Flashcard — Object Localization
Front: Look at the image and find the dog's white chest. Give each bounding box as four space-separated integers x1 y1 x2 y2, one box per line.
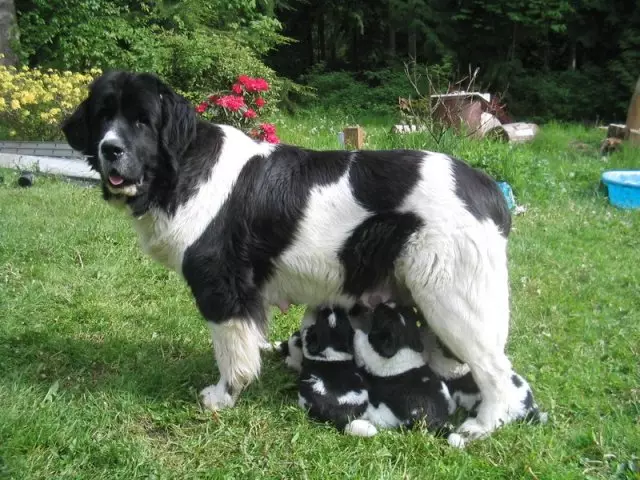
133 211 186 272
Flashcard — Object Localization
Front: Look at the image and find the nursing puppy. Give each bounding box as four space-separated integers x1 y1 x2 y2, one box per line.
351 302 463 446
62 70 521 443
295 306 372 435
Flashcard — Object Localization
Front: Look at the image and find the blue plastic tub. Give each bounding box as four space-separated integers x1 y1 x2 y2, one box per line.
601 170 640 209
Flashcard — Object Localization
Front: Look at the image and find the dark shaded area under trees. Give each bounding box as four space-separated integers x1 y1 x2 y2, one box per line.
7 0 640 122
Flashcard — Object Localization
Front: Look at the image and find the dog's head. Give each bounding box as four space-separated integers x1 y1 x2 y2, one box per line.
354 302 426 377
61 71 197 208
301 306 355 362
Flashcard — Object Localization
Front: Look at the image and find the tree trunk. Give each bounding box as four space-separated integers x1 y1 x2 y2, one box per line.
307 13 315 66
389 27 396 58
0 0 19 66
508 23 518 61
352 29 359 67
569 41 577 70
318 12 325 62
626 75 640 145
408 26 417 61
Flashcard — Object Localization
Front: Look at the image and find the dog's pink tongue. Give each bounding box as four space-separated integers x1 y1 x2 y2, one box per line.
109 175 124 186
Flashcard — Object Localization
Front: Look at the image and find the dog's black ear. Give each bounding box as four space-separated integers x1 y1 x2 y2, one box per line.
305 327 321 356
62 99 90 153
160 88 197 160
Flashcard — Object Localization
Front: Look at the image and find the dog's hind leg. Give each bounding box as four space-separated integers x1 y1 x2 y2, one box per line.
403 231 527 443
200 318 265 411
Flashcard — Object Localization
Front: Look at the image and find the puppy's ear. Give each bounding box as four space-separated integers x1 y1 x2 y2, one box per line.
160 89 197 159
62 99 90 153
409 334 424 353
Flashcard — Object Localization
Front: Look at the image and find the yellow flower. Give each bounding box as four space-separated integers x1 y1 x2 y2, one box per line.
21 92 36 104
9 129 16 137
10 99 20 110
40 111 50 120
49 107 61 116
0 97 5 111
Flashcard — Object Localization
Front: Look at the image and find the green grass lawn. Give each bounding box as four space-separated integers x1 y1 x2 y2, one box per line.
1 117 639 479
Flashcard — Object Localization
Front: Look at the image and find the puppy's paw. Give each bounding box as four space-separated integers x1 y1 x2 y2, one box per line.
200 383 236 411
345 419 378 437
447 433 466 449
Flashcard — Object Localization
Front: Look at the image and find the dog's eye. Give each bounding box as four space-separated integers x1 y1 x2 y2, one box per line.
135 117 150 128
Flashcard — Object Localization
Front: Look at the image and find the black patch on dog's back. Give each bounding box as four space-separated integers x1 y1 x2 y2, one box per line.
511 374 523 388
182 145 350 324
339 212 423 297
451 158 512 236
348 150 423 212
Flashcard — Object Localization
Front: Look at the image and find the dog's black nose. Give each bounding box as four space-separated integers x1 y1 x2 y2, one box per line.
101 141 125 162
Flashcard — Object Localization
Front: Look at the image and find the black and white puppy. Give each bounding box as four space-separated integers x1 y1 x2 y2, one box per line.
295 306 373 435
62 70 522 443
351 302 463 446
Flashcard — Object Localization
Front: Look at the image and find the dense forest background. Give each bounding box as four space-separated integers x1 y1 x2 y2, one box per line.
4 0 640 123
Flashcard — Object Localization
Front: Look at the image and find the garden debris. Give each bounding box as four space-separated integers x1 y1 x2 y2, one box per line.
18 171 34 187
395 91 539 144
342 126 365 149
599 73 640 154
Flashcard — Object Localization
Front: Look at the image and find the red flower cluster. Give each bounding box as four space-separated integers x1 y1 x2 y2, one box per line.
252 123 279 144
237 75 269 93
196 74 279 144
213 95 245 112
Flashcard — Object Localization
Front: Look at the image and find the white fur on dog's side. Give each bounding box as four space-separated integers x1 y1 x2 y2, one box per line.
353 330 425 377
200 319 265 410
337 389 369 406
262 170 369 308
133 125 274 272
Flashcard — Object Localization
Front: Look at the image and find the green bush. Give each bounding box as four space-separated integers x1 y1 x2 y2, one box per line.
14 0 300 106
507 67 628 123
299 68 418 116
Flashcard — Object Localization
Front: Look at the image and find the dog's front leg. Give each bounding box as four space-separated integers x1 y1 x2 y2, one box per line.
200 318 265 411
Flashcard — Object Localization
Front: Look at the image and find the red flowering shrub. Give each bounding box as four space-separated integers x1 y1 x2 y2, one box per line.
196 75 279 144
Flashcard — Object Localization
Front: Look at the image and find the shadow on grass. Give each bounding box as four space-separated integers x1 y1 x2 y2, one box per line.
0 330 297 409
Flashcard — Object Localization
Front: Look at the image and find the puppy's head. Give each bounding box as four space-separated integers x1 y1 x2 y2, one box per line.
354 302 426 377
301 306 355 362
367 303 424 358
61 71 197 211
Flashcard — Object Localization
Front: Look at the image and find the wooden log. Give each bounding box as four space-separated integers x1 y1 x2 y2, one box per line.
494 122 539 143
606 123 629 140
479 112 508 140
343 126 365 149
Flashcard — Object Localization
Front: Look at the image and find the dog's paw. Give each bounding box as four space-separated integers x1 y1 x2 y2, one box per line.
345 419 378 437
200 383 236 411
456 417 492 442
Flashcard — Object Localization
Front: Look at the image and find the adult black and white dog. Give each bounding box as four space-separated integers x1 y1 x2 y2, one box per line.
62 70 519 443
